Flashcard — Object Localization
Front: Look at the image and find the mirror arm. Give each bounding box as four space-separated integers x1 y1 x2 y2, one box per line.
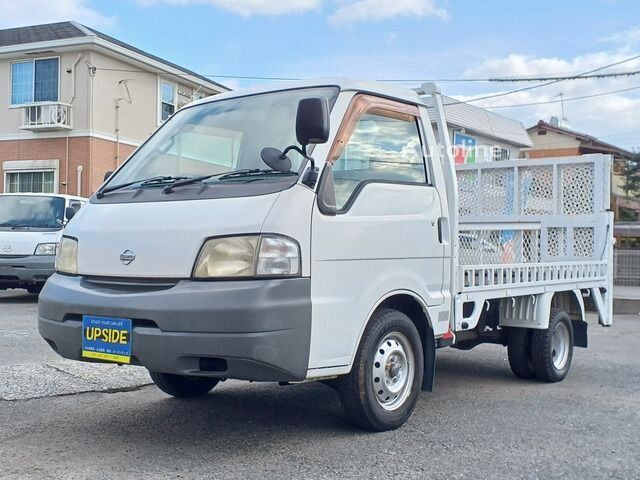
282 144 316 172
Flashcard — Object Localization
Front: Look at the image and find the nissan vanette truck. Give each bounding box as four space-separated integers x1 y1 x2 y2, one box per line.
1 193 85 293
38 79 613 431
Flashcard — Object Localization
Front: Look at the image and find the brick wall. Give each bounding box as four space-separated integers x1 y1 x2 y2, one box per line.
0 136 137 197
524 147 581 158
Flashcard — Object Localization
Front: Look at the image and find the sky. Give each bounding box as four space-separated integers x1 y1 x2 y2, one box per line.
2 0 640 150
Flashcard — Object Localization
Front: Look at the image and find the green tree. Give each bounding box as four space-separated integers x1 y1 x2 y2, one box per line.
621 152 640 198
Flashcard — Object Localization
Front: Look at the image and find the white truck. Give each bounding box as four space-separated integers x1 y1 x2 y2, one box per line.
0 193 85 293
38 79 613 431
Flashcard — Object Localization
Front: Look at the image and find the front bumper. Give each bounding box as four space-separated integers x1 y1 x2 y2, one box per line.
38 273 312 382
0 254 55 287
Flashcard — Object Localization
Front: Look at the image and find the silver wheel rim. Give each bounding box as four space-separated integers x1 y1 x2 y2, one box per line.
371 332 415 411
551 322 570 370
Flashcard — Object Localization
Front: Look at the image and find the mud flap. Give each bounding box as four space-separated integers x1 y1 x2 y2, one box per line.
422 336 436 391
572 319 588 348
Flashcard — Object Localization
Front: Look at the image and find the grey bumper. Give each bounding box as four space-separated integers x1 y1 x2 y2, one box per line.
38 274 312 382
0 255 55 286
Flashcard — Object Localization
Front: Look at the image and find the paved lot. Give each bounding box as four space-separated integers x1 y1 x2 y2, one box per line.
0 289 639 479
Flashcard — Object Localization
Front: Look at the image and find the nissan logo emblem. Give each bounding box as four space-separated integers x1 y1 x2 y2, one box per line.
120 249 136 265
2 245 11 253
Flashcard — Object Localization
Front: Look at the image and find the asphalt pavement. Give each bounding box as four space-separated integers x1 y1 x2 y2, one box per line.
0 289 639 479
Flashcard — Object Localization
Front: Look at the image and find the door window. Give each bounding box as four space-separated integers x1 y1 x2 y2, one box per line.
332 111 426 210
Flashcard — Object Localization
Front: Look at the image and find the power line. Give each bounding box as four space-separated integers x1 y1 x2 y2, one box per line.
484 85 640 109
444 53 640 106
93 64 640 84
380 69 640 83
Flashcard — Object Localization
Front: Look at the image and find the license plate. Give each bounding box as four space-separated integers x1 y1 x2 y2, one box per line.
82 315 132 364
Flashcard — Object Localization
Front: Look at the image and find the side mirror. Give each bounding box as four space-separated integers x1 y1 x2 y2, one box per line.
104 171 114 182
296 97 330 149
65 207 76 221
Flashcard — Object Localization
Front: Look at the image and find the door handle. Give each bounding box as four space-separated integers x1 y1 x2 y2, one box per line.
437 217 443 243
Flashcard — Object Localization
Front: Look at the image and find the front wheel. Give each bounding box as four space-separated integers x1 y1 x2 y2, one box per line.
530 309 574 383
149 371 219 398
337 308 424 431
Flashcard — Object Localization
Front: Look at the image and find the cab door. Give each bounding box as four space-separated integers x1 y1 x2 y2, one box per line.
309 94 445 369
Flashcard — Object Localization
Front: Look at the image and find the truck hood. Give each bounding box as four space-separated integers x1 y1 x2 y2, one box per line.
66 193 281 278
0 230 61 256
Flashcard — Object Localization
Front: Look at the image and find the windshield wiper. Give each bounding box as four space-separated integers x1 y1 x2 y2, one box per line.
218 169 298 180
96 176 188 198
163 169 298 194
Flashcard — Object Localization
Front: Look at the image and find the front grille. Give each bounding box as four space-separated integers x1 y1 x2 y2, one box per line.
64 313 159 330
81 276 179 293
0 255 29 259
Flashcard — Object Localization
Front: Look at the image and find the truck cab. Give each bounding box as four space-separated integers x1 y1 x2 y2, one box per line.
0 193 85 293
38 79 613 431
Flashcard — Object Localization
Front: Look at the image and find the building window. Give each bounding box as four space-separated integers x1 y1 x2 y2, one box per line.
5 171 55 193
11 58 59 105
160 80 176 122
492 146 511 162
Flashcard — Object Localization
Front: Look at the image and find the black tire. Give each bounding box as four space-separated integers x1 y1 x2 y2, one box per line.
149 371 219 398
337 308 424 431
530 309 574 383
26 285 43 294
507 328 535 379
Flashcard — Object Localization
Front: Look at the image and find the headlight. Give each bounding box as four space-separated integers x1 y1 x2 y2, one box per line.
34 243 58 256
193 235 300 279
55 237 78 275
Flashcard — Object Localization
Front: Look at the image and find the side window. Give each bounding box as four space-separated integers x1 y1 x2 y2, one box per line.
160 81 176 122
332 112 426 211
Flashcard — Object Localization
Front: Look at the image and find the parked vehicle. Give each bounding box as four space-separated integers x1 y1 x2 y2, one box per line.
38 79 613 430
0 193 85 293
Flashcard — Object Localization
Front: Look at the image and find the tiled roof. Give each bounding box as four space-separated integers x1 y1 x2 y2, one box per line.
0 21 228 91
0 21 84 47
422 95 533 147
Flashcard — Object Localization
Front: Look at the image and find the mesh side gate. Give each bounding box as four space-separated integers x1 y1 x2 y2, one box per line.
455 155 611 292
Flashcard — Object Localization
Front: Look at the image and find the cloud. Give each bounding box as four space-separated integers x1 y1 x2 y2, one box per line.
0 0 115 29
137 0 320 16
459 51 640 150
328 0 448 25
138 0 448 23
601 26 640 48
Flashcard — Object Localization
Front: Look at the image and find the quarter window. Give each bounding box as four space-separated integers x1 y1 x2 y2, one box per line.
160 81 176 122
332 112 426 210
11 58 59 105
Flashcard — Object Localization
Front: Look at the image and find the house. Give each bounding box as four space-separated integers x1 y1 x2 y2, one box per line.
0 22 229 197
524 119 639 223
421 94 533 163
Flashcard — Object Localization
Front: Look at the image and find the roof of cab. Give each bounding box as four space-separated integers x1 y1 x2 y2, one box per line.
191 77 425 107
0 193 87 201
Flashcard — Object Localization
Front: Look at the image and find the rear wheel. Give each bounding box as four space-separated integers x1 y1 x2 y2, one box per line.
507 328 535 379
149 371 219 398
530 309 574 383
337 308 424 431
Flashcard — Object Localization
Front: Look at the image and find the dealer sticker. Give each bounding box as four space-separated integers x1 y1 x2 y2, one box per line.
81 315 132 364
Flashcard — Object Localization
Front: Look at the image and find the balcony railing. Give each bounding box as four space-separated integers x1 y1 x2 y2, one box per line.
20 102 72 131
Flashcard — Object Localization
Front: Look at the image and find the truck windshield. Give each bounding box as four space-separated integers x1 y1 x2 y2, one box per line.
105 87 339 191
0 196 65 230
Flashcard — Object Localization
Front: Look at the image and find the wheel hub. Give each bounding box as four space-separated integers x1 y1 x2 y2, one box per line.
372 333 415 411
551 322 570 370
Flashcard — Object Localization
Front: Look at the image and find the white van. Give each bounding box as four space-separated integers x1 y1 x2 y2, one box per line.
0 193 85 293
38 79 613 431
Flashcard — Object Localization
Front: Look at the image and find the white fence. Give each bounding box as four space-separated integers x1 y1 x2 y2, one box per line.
614 249 640 286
